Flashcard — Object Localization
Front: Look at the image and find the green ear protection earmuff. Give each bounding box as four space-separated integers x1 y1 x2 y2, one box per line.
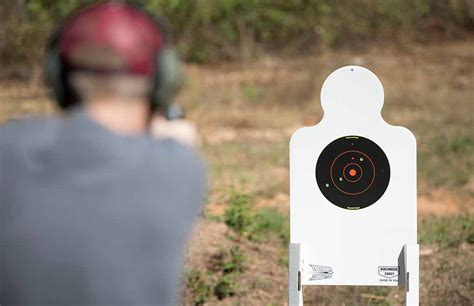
44 4 183 120
150 47 183 119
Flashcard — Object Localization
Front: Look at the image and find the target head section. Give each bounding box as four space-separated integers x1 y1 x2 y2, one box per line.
321 66 384 120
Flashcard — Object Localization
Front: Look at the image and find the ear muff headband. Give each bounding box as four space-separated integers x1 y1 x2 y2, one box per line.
44 4 182 117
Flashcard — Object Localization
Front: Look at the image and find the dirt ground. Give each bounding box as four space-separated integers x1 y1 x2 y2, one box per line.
0 39 473 305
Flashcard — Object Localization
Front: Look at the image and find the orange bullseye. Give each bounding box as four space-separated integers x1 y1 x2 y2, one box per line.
349 169 357 176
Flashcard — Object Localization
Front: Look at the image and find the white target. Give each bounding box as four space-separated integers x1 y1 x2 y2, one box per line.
288 66 419 305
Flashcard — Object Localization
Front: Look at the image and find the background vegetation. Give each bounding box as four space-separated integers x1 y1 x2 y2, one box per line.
1 0 474 67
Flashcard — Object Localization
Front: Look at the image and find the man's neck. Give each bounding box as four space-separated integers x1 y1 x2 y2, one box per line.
84 99 149 135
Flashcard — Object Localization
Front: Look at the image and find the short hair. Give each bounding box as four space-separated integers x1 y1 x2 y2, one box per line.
68 45 153 102
70 72 152 102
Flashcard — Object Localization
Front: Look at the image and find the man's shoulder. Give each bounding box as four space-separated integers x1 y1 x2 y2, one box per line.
1 116 58 138
0 116 59 151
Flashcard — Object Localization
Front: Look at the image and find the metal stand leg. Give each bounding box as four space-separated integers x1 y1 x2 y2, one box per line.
289 243 303 306
403 243 420 306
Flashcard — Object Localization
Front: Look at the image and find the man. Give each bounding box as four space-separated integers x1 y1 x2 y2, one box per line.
0 2 206 305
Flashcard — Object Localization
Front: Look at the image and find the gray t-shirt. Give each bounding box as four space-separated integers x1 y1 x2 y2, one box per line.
0 110 206 305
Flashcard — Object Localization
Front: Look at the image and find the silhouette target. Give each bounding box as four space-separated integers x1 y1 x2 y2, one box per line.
316 136 390 210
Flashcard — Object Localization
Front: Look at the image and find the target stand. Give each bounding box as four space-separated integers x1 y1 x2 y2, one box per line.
289 66 419 305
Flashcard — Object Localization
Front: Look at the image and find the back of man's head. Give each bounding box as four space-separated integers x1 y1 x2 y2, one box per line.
47 2 179 117
46 2 182 133
58 3 164 75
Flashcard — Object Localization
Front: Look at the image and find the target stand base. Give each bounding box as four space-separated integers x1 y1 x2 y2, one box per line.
288 243 419 306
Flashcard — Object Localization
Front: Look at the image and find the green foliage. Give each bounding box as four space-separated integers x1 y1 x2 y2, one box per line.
0 0 97 65
241 84 264 103
248 208 289 245
210 246 244 299
187 245 246 303
419 134 473 189
1 0 473 65
186 269 213 305
213 273 238 300
450 136 474 153
224 192 252 235
209 245 246 281
224 191 289 244
214 245 246 274
372 286 390 296
467 232 474 244
419 215 474 247
125 0 474 60
225 245 246 274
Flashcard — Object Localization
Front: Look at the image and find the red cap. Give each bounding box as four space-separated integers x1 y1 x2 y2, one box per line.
58 2 164 76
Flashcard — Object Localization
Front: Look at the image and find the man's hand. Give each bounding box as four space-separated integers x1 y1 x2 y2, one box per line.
150 117 200 147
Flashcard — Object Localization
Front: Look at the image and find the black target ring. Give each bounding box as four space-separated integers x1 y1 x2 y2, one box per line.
316 136 390 210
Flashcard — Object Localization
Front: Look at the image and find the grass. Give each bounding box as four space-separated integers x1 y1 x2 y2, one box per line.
248 208 289 245
224 192 253 236
418 134 474 190
186 245 247 304
450 136 474 154
419 215 474 247
210 245 247 275
368 301 391 306
381 71 473 197
224 191 289 245
186 270 213 305
204 139 289 199
214 273 239 300
241 84 264 103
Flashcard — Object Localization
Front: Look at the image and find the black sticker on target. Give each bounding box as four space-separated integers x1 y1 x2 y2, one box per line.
316 136 390 210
